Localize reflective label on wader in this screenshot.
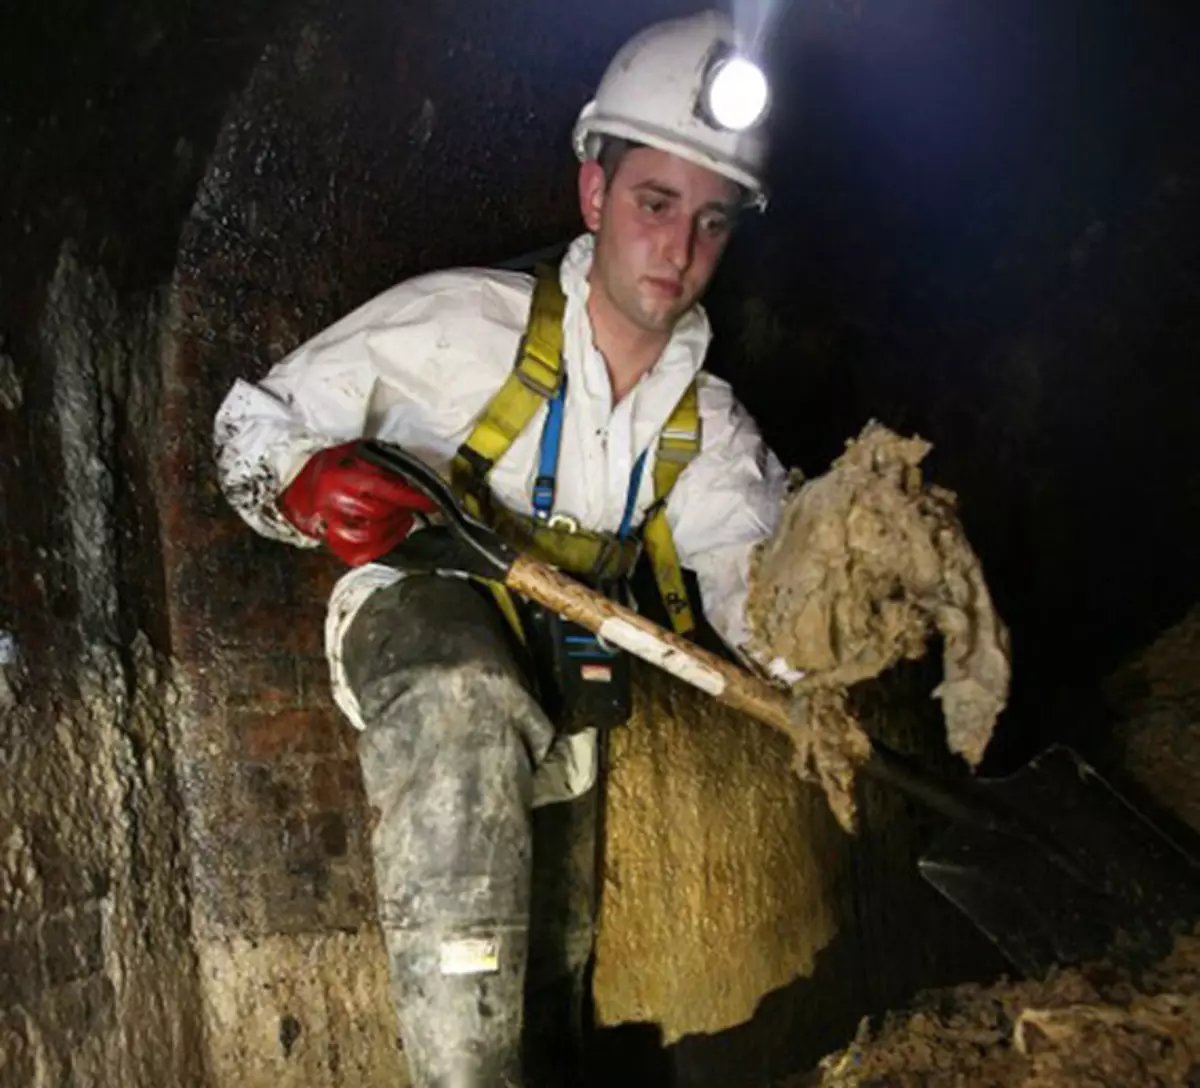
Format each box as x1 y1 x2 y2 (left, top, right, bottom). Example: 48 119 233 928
597 618 727 696
439 937 500 976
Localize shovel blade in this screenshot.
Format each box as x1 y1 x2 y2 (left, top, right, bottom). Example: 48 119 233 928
918 744 1200 976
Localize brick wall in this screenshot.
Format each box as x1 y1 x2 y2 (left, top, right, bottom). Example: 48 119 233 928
157 0 600 944
160 389 372 935
149 3 588 1081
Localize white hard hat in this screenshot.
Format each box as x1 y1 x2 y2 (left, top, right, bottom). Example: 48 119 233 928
573 10 771 211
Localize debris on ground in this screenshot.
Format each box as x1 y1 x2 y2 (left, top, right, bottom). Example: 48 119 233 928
771 596 1200 1088
781 925 1200 1087
745 421 1011 828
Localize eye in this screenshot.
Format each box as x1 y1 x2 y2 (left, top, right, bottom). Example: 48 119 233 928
638 195 669 216
698 211 731 238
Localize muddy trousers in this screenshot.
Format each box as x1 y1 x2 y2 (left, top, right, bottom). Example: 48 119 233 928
343 576 598 1088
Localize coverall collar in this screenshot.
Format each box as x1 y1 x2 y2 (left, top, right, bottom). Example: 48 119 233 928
558 233 712 403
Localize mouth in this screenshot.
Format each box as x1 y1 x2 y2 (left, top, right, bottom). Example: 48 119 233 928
643 276 684 299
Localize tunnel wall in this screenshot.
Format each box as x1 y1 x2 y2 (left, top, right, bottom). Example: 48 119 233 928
0 253 207 1086
3 0 1199 1085
0 209 207 1088
0 1 296 1082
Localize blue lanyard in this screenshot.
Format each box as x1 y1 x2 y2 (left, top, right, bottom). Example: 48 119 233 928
532 378 647 541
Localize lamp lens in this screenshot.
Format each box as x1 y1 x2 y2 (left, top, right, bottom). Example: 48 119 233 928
707 57 768 131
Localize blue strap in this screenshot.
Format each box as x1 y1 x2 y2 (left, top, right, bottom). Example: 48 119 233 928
533 377 648 539
532 381 567 520
617 451 647 541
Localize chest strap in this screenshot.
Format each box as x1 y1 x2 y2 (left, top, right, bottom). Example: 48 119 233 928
450 263 700 635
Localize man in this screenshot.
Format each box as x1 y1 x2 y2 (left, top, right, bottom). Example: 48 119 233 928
214 10 788 1086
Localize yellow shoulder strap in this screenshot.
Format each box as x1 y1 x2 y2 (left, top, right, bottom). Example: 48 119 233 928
653 381 701 499
643 381 701 635
450 264 566 515
451 263 702 640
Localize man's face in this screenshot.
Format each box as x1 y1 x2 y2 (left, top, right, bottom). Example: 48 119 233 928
579 146 741 335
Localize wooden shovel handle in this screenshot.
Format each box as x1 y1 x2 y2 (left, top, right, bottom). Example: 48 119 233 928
506 555 795 737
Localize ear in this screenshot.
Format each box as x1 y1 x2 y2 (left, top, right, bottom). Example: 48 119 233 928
578 160 606 233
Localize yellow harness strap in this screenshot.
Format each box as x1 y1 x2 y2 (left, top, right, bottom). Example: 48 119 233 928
450 265 566 519
641 382 700 634
450 263 701 636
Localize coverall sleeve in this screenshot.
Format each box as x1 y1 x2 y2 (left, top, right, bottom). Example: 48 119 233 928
664 374 790 657
214 357 376 548
212 274 521 546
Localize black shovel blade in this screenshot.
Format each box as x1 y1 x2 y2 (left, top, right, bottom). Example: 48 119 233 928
918 744 1200 977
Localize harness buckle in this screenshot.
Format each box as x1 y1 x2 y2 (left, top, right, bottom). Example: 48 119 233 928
547 512 580 533
656 443 697 464
452 445 495 481
531 476 556 521
514 340 563 399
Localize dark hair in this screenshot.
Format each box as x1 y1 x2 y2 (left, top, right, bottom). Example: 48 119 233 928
596 137 641 188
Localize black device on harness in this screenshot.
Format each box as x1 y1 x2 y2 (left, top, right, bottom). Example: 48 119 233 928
516 586 634 735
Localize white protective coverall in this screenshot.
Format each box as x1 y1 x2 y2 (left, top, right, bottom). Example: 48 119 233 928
214 232 789 801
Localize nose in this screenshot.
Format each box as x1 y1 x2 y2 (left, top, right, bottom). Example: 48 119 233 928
662 216 696 274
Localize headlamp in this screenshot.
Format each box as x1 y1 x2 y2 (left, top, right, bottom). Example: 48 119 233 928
700 52 769 133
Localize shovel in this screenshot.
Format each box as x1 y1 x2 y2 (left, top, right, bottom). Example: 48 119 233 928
357 440 1200 976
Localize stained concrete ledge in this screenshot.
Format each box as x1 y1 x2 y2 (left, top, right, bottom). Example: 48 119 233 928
595 671 851 1042
592 665 1004 1087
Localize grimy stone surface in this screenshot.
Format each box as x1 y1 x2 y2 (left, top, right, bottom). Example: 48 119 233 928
1106 604 1200 834
0 251 208 1087
196 931 405 1087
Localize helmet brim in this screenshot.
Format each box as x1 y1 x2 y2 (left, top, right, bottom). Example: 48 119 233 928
573 108 769 213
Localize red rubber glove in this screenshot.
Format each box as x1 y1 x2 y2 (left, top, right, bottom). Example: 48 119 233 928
278 442 438 566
